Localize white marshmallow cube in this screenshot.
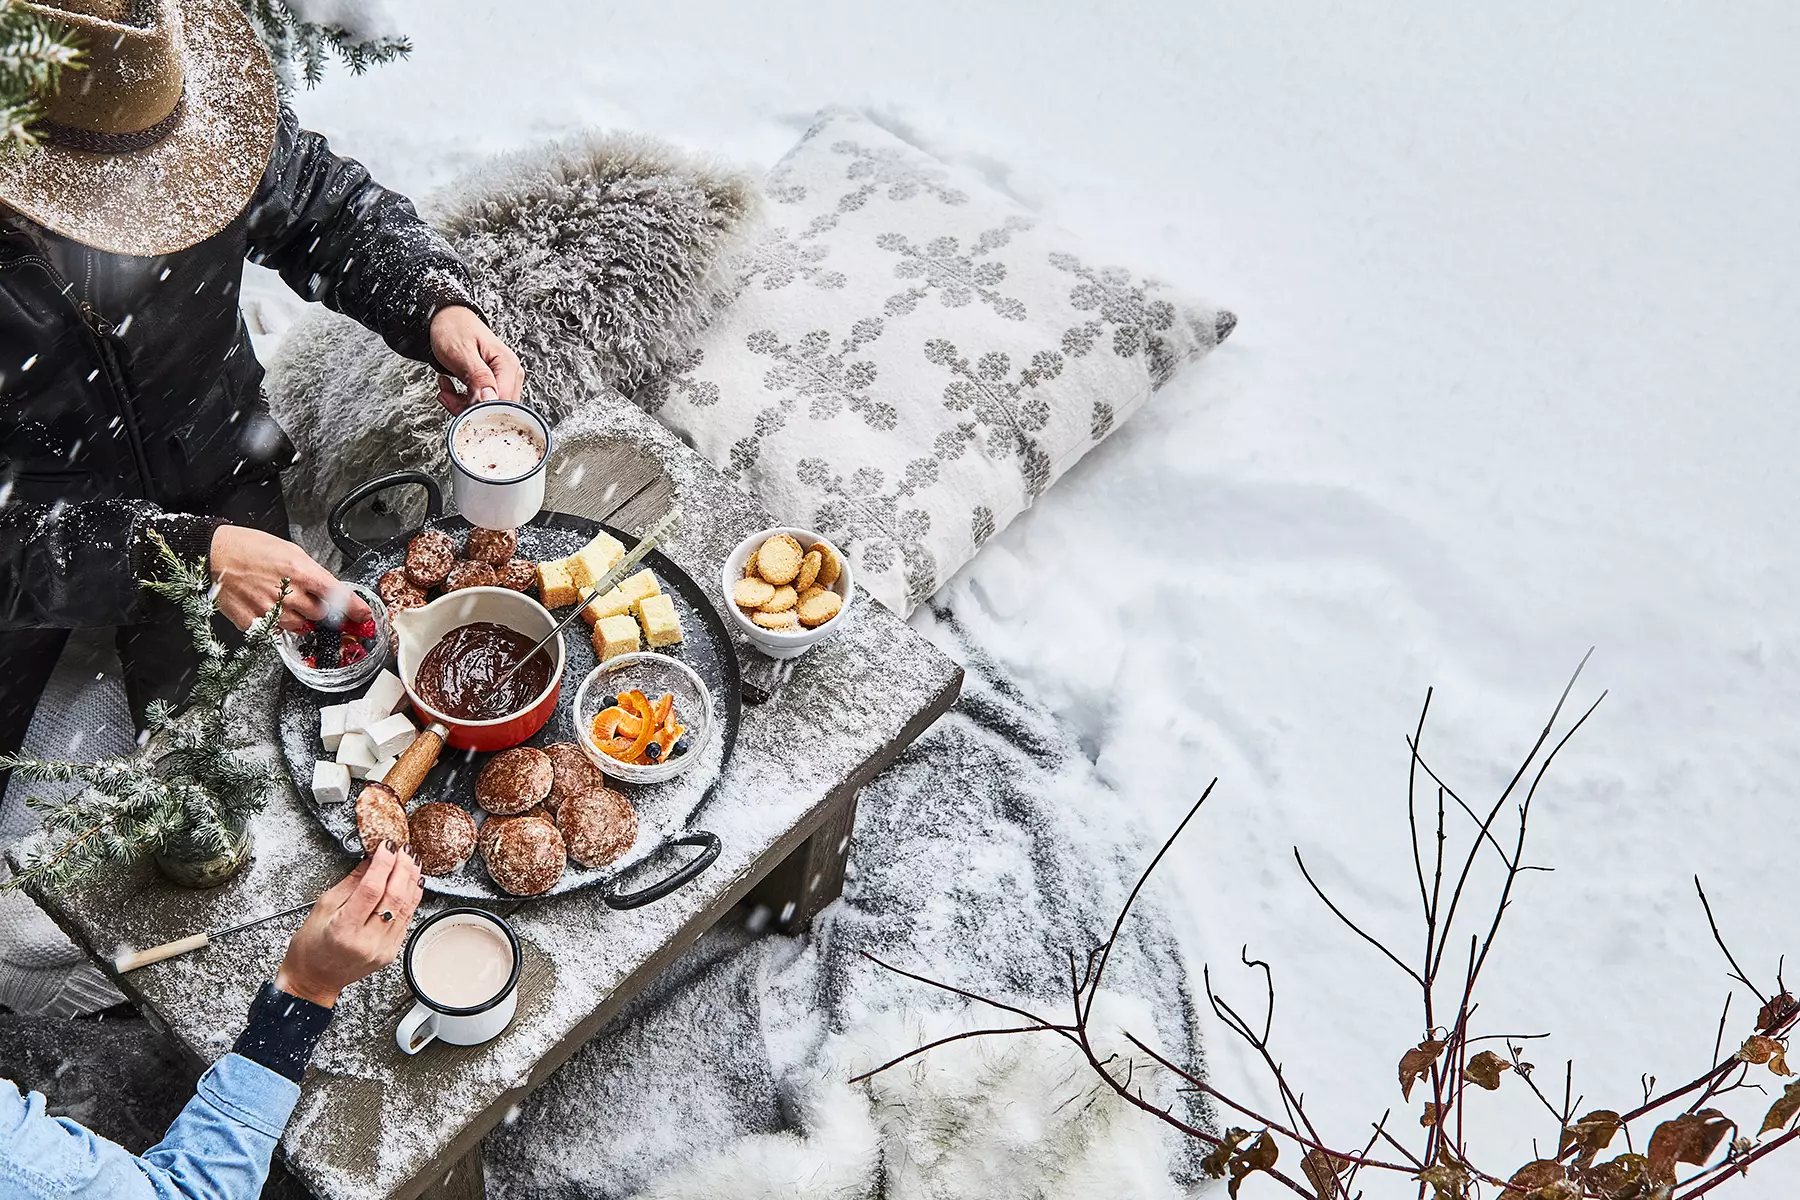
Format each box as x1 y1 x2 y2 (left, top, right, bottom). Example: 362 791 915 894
319 703 350 751
365 712 417 760
367 756 397 783
311 760 351 807
363 669 407 719
335 731 378 776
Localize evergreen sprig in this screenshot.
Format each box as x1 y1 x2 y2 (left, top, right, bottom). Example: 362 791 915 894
238 0 411 91
3 532 287 892
0 0 83 149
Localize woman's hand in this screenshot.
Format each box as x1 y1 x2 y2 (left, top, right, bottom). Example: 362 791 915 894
430 305 524 413
275 843 424 1009
209 525 372 631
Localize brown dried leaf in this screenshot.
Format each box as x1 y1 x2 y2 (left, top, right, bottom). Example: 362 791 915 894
1559 1110 1621 1169
1526 1184 1581 1200
1508 1160 1566 1190
1301 1149 1346 1199
1646 1109 1732 1184
1420 1102 1441 1127
1463 1049 1512 1091
1416 1147 1469 1200
1758 991 1798 1033
1202 1127 1251 1179
1581 1152 1651 1200
1227 1131 1278 1199
1399 1037 1448 1101
1739 1034 1780 1064
1762 1080 1800 1137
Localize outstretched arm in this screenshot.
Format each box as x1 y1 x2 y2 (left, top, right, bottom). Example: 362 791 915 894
0 846 422 1199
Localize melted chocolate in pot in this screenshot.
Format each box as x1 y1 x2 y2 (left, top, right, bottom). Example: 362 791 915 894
414 622 552 720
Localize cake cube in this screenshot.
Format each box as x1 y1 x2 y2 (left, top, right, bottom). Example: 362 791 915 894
635 593 684 648
311 760 351 808
335 730 378 774
319 703 350 751
593 613 640 661
618 569 659 607
365 712 417 760
538 558 580 608
569 532 625 588
363 669 407 718
579 586 633 626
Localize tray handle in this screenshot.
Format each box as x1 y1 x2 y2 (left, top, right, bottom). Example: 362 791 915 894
602 832 721 910
327 470 444 560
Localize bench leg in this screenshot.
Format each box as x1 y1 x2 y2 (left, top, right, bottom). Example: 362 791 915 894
418 1145 485 1200
749 788 858 934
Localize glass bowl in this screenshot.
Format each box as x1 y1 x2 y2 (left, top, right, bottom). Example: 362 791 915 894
573 652 715 784
276 582 392 693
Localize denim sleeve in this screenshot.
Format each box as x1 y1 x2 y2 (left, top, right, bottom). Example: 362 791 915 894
0 1054 296 1200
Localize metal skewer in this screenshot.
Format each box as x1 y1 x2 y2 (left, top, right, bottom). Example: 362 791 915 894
474 507 683 714
114 901 316 973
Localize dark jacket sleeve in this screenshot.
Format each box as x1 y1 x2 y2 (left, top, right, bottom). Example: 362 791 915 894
242 104 479 366
0 502 220 631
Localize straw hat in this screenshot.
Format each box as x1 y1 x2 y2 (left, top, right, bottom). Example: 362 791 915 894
0 0 277 257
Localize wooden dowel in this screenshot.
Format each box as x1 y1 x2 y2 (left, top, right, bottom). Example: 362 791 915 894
115 933 209 973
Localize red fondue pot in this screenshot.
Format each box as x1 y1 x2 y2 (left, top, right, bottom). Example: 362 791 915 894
393 587 566 751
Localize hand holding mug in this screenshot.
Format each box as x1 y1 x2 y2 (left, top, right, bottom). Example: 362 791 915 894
430 305 524 414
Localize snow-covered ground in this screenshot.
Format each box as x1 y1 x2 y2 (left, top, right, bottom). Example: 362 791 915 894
267 2 1799 1192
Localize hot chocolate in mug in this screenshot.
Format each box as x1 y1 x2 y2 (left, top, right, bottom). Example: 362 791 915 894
446 400 551 531
396 907 522 1053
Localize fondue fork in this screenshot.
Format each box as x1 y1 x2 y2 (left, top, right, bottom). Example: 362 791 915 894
474 507 683 715
114 901 316 973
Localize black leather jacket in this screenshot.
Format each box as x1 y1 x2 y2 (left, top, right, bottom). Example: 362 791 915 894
0 105 474 630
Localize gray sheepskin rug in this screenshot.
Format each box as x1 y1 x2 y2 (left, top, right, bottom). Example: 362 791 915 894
481 612 1210 1199
265 133 760 556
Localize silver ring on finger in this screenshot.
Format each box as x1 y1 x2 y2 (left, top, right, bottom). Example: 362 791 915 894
380 909 395 923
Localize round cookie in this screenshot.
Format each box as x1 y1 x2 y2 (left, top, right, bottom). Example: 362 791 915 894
354 782 408 852
378 568 428 612
475 746 554 815
543 742 606 815
465 526 519 565
443 560 499 592
795 549 822 593
497 558 538 592
477 808 552 859
408 802 478 876
752 609 799 631
404 530 456 589
558 787 638 869
761 585 797 613
733 576 775 610
482 816 566 896
754 534 804 585
796 587 843 628
815 541 842 588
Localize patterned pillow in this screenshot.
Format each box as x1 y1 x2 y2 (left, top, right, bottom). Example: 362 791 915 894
636 109 1235 615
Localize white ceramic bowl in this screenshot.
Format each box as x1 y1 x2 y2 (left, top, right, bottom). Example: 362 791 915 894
720 527 854 660
573 653 714 784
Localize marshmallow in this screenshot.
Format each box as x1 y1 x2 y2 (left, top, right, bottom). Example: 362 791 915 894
366 712 417 760
336 731 378 776
319 703 350 752
363 669 408 719
311 760 351 808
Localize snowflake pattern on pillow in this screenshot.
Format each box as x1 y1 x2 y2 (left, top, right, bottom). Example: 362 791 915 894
635 109 1235 615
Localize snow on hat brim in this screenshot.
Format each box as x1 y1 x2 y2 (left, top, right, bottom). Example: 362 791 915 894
0 0 277 258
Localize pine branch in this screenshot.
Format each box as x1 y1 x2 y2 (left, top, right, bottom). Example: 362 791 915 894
238 0 410 91
0 0 83 148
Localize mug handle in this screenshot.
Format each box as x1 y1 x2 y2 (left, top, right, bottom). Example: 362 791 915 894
328 470 445 560
396 1001 440 1055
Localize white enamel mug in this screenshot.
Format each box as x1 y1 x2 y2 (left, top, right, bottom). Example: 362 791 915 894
396 908 522 1054
445 401 552 531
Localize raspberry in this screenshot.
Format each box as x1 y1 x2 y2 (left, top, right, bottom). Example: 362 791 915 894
349 618 377 640
340 641 367 666
298 619 316 634
302 655 316 669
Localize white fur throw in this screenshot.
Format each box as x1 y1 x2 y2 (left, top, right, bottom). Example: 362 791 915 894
264 133 760 557
634 109 1235 616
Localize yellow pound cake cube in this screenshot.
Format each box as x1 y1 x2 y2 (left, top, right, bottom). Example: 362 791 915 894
592 614 640 661
537 559 580 608
635 592 684 648
579 586 633 625
569 532 625 588
618 568 660 607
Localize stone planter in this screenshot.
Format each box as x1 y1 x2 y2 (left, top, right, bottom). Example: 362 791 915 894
153 818 254 889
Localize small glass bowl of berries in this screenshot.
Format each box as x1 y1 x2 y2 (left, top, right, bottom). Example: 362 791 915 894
276 582 392 693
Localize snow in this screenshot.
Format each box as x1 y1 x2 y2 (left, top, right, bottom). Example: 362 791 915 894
256 1 1799 1194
